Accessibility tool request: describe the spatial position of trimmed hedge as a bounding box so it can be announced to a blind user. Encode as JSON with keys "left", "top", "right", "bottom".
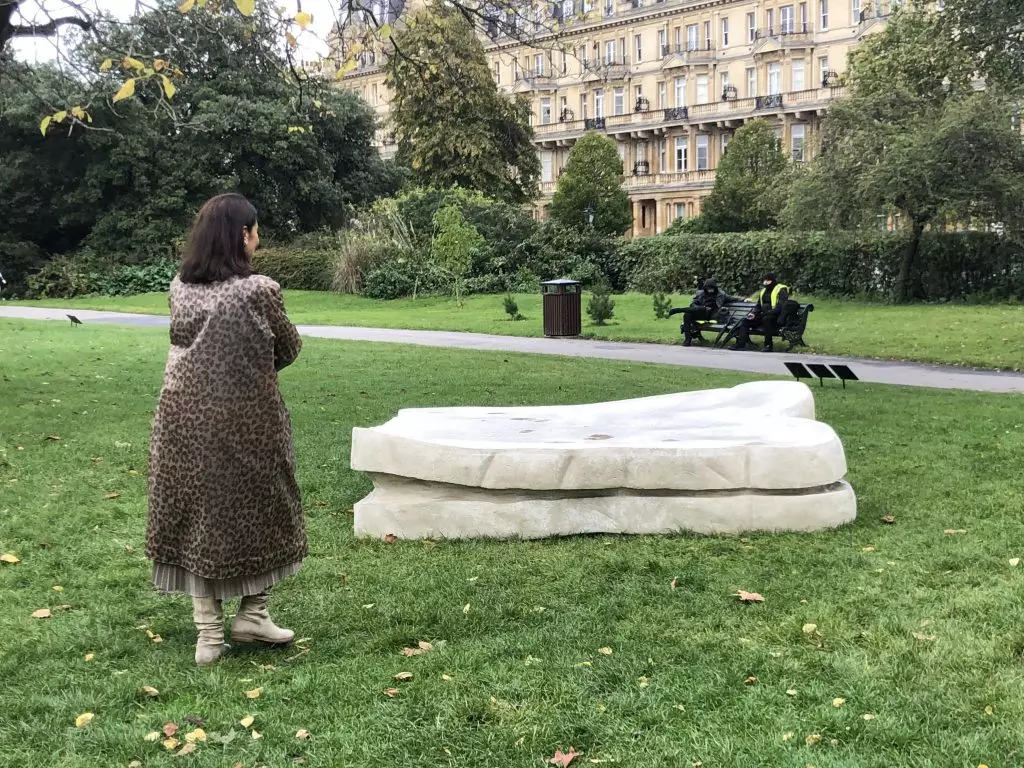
{"left": 251, "top": 245, "right": 336, "bottom": 292}
{"left": 625, "top": 231, "right": 1024, "bottom": 301}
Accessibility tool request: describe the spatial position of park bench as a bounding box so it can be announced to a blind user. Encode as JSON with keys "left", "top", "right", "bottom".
{"left": 668, "top": 299, "right": 814, "bottom": 350}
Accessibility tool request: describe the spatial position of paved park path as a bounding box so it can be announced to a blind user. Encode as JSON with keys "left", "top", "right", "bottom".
{"left": 3, "top": 305, "right": 1023, "bottom": 394}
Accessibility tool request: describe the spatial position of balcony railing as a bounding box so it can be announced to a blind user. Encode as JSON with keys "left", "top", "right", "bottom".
{"left": 661, "top": 43, "right": 716, "bottom": 62}
{"left": 754, "top": 24, "right": 814, "bottom": 42}
{"left": 633, "top": 160, "right": 651, "bottom": 176}
{"left": 584, "top": 117, "right": 607, "bottom": 130}
{"left": 756, "top": 94, "right": 784, "bottom": 110}
{"left": 634, "top": 96, "right": 650, "bottom": 113}
{"left": 622, "top": 170, "right": 716, "bottom": 188}
{"left": 664, "top": 106, "right": 689, "bottom": 121}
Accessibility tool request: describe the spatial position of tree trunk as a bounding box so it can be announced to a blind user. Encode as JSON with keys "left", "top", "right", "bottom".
{"left": 896, "top": 219, "right": 925, "bottom": 303}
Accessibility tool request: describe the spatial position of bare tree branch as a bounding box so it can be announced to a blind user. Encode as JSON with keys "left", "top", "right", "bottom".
{"left": 8, "top": 15, "right": 91, "bottom": 38}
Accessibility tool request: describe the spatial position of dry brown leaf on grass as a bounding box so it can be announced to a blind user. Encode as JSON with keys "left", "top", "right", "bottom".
{"left": 880, "top": 515, "right": 896, "bottom": 525}
{"left": 832, "top": 698, "right": 846, "bottom": 708}
{"left": 31, "top": 608, "right": 52, "bottom": 619}
{"left": 239, "top": 715, "right": 255, "bottom": 728}
{"left": 75, "top": 712, "right": 94, "bottom": 728}
{"left": 184, "top": 729, "right": 206, "bottom": 743}
{"left": 176, "top": 743, "right": 198, "bottom": 757}
{"left": 251, "top": 729, "right": 262, "bottom": 740}
{"left": 0, "top": 552, "right": 20, "bottom": 564}
{"left": 163, "top": 722, "right": 179, "bottom": 737}
{"left": 944, "top": 529, "right": 968, "bottom": 535}
{"left": 244, "top": 687, "right": 262, "bottom": 699}
{"left": 736, "top": 591, "right": 764, "bottom": 603}
{"left": 802, "top": 623, "right": 818, "bottom": 634}
{"left": 805, "top": 734, "right": 822, "bottom": 746}
{"left": 1010, "top": 558, "right": 1020, "bottom": 567}
{"left": 401, "top": 641, "right": 435, "bottom": 656}
{"left": 862, "top": 713, "right": 876, "bottom": 721}
{"left": 394, "top": 671, "right": 414, "bottom": 681}
{"left": 146, "top": 629, "right": 163, "bottom": 643}
{"left": 296, "top": 728, "right": 312, "bottom": 740}
{"left": 984, "top": 705, "right": 995, "bottom": 716}
{"left": 104, "top": 491, "right": 121, "bottom": 500}
{"left": 671, "top": 577, "right": 678, "bottom": 589}
{"left": 912, "top": 632, "right": 937, "bottom": 642}
{"left": 140, "top": 686, "right": 159, "bottom": 698}
{"left": 144, "top": 731, "right": 162, "bottom": 742}
{"left": 383, "top": 533, "right": 397, "bottom": 544}
{"left": 549, "top": 748, "right": 581, "bottom": 766}
{"left": 383, "top": 688, "right": 400, "bottom": 697}
{"left": 162, "top": 738, "right": 180, "bottom": 751}
{"left": 743, "top": 676, "right": 758, "bottom": 686}
{"left": 786, "top": 689, "right": 798, "bottom": 696}
{"left": 598, "top": 647, "right": 613, "bottom": 656}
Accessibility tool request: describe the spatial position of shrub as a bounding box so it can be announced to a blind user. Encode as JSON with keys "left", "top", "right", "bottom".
{"left": 503, "top": 294, "right": 524, "bottom": 321}
{"left": 361, "top": 259, "right": 447, "bottom": 300}
{"left": 624, "top": 230, "right": 1024, "bottom": 302}
{"left": 652, "top": 293, "right": 673, "bottom": 319}
{"left": 23, "top": 250, "right": 178, "bottom": 298}
{"left": 252, "top": 240, "right": 335, "bottom": 292}
{"left": 0, "top": 241, "right": 47, "bottom": 297}
{"left": 515, "top": 222, "right": 625, "bottom": 290}
{"left": 587, "top": 281, "right": 616, "bottom": 325}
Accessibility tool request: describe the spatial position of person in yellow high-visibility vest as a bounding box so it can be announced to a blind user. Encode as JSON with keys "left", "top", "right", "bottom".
{"left": 731, "top": 272, "right": 790, "bottom": 352}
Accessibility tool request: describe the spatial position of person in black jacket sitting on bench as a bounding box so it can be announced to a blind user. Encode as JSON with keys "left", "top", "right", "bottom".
{"left": 678, "top": 279, "right": 740, "bottom": 347}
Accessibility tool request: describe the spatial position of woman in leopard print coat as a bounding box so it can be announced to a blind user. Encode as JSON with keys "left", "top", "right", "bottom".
{"left": 146, "top": 193, "right": 307, "bottom": 666}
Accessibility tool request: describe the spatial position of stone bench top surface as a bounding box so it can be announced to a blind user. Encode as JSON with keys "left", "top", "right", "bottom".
{"left": 351, "top": 381, "right": 848, "bottom": 492}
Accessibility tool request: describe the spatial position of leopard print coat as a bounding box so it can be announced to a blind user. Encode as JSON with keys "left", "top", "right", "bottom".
{"left": 146, "top": 275, "right": 307, "bottom": 580}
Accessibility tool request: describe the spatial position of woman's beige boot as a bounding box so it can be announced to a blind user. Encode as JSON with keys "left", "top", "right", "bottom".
{"left": 192, "top": 596, "right": 230, "bottom": 666}
{"left": 231, "top": 590, "right": 294, "bottom": 645}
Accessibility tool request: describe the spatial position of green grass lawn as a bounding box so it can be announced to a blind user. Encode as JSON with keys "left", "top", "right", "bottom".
{"left": 8, "top": 290, "right": 1024, "bottom": 371}
{"left": 2, "top": 320, "right": 1023, "bottom": 767}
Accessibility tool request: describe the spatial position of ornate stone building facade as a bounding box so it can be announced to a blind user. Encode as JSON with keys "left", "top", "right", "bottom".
{"left": 339, "top": 0, "right": 893, "bottom": 236}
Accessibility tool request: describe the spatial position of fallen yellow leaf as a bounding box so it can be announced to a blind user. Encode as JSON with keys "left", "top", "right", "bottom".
{"left": 162, "top": 738, "right": 180, "bottom": 751}
{"left": 912, "top": 632, "right": 937, "bottom": 642}
{"left": 104, "top": 491, "right": 121, "bottom": 500}
{"left": 383, "top": 687, "right": 400, "bottom": 697}
{"left": 52, "top": 585, "right": 63, "bottom": 592}
{"left": 394, "top": 671, "right": 413, "bottom": 681}
{"left": 463, "top": 603, "right": 472, "bottom": 614}
{"left": 239, "top": 715, "right": 255, "bottom": 728}
{"left": 736, "top": 590, "right": 765, "bottom": 603}
{"left": 802, "top": 623, "right": 818, "bottom": 634}
{"left": 251, "top": 729, "right": 262, "bottom": 740}
{"left": 861, "top": 546, "right": 875, "bottom": 552}
{"left": 176, "top": 742, "right": 198, "bottom": 757}
{"left": 184, "top": 728, "right": 206, "bottom": 743}
{"left": 244, "top": 687, "right": 262, "bottom": 699}
{"left": 144, "top": 731, "right": 162, "bottom": 742}
{"left": 296, "top": 728, "right": 311, "bottom": 740}
{"left": 598, "top": 647, "right": 613, "bottom": 655}
{"left": 32, "top": 608, "right": 52, "bottom": 619}
{"left": 141, "top": 685, "right": 159, "bottom": 698}
{"left": 832, "top": 697, "right": 846, "bottom": 708}
{"left": 984, "top": 705, "right": 994, "bottom": 716}
{"left": 743, "top": 676, "right": 758, "bottom": 685}
{"left": 1010, "top": 558, "right": 1020, "bottom": 567}
{"left": 786, "top": 689, "right": 798, "bottom": 696}
{"left": 637, "top": 676, "right": 649, "bottom": 688}
{"left": 805, "top": 733, "right": 822, "bottom": 746}
{"left": 943, "top": 529, "right": 968, "bottom": 535}
{"left": 84, "top": 653, "right": 95, "bottom": 662}
{"left": 75, "top": 712, "right": 94, "bottom": 728}
{"left": 862, "top": 713, "right": 876, "bottom": 721}
{"left": 782, "top": 732, "right": 794, "bottom": 742}
{"left": 441, "top": 674, "right": 453, "bottom": 681}
{"left": 0, "top": 552, "right": 20, "bottom": 564}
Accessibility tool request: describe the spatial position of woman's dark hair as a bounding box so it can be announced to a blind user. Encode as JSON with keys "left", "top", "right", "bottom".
{"left": 179, "top": 193, "right": 258, "bottom": 284}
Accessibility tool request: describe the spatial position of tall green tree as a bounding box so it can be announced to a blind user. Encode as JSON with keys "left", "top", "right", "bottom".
{"left": 936, "top": 0, "right": 1024, "bottom": 95}
{"left": 782, "top": 9, "right": 1024, "bottom": 301}
{"left": 698, "top": 119, "right": 789, "bottom": 233}
{"left": 549, "top": 131, "right": 632, "bottom": 237}
{"left": 384, "top": 3, "right": 539, "bottom": 205}
{"left": 0, "top": 1, "right": 398, "bottom": 273}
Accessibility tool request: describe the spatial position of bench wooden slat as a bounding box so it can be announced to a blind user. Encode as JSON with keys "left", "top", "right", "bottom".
{"left": 669, "top": 300, "right": 814, "bottom": 349}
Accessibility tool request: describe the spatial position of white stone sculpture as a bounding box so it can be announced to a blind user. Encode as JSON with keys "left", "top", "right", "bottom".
{"left": 350, "top": 381, "right": 856, "bottom": 539}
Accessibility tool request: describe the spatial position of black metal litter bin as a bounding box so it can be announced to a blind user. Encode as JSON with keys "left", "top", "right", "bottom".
{"left": 541, "top": 279, "right": 582, "bottom": 337}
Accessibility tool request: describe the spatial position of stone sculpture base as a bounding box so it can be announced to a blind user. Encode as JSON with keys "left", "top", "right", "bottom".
{"left": 350, "top": 381, "right": 856, "bottom": 540}
{"left": 353, "top": 478, "right": 856, "bottom": 540}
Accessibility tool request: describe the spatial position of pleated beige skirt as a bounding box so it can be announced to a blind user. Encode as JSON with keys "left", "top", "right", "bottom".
{"left": 152, "top": 562, "right": 302, "bottom": 599}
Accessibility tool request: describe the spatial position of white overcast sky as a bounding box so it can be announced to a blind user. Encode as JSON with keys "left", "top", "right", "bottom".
{"left": 11, "top": 0, "right": 337, "bottom": 62}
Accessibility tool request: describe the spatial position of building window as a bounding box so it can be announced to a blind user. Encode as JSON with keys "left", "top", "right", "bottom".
{"left": 540, "top": 97, "right": 552, "bottom": 124}
{"left": 767, "top": 9, "right": 775, "bottom": 33}
{"left": 658, "top": 29, "right": 667, "bottom": 56}
{"left": 721, "top": 18, "right": 730, "bottom": 47}
{"left": 722, "top": 132, "right": 731, "bottom": 154}
{"left": 541, "top": 151, "right": 554, "bottom": 182}
{"left": 494, "top": 62, "right": 500, "bottom": 84}
{"left": 674, "top": 202, "right": 686, "bottom": 220}
{"left": 747, "top": 12, "right": 756, "bottom": 41}
{"left": 819, "top": 56, "right": 829, "bottom": 86}
{"left": 768, "top": 62, "right": 782, "bottom": 95}
{"left": 659, "top": 139, "right": 667, "bottom": 172}
{"left": 720, "top": 71, "right": 730, "bottom": 97}
{"left": 791, "top": 123, "right": 806, "bottom": 161}
{"left": 534, "top": 53, "right": 544, "bottom": 75}
{"left": 658, "top": 81, "right": 667, "bottom": 108}
{"left": 675, "top": 136, "right": 688, "bottom": 171}
{"left": 781, "top": 5, "right": 794, "bottom": 33}
{"left": 746, "top": 67, "right": 757, "bottom": 97}
{"left": 686, "top": 24, "right": 698, "bottom": 50}
{"left": 580, "top": 93, "right": 589, "bottom": 119}
{"left": 820, "top": 0, "right": 829, "bottom": 30}
{"left": 800, "top": 2, "right": 808, "bottom": 30}
{"left": 634, "top": 34, "right": 643, "bottom": 62}
{"left": 595, "top": 88, "right": 605, "bottom": 117}
{"left": 674, "top": 76, "right": 686, "bottom": 106}
{"left": 792, "top": 58, "right": 805, "bottom": 91}
{"left": 605, "top": 40, "right": 617, "bottom": 64}
{"left": 561, "top": 51, "right": 568, "bottom": 74}
{"left": 704, "top": 21, "right": 711, "bottom": 49}
{"left": 617, "top": 143, "right": 626, "bottom": 163}
{"left": 614, "top": 87, "right": 625, "bottom": 115}
{"left": 852, "top": 0, "right": 860, "bottom": 24}
{"left": 674, "top": 26, "right": 682, "bottom": 50}
{"left": 696, "top": 75, "right": 709, "bottom": 104}
{"left": 696, "top": 135, "right": 709, "bottom": 170}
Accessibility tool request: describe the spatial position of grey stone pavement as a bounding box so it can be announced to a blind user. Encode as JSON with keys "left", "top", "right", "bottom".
{"left": 3, "top": 305, "right": 1023, "bottom": 394}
